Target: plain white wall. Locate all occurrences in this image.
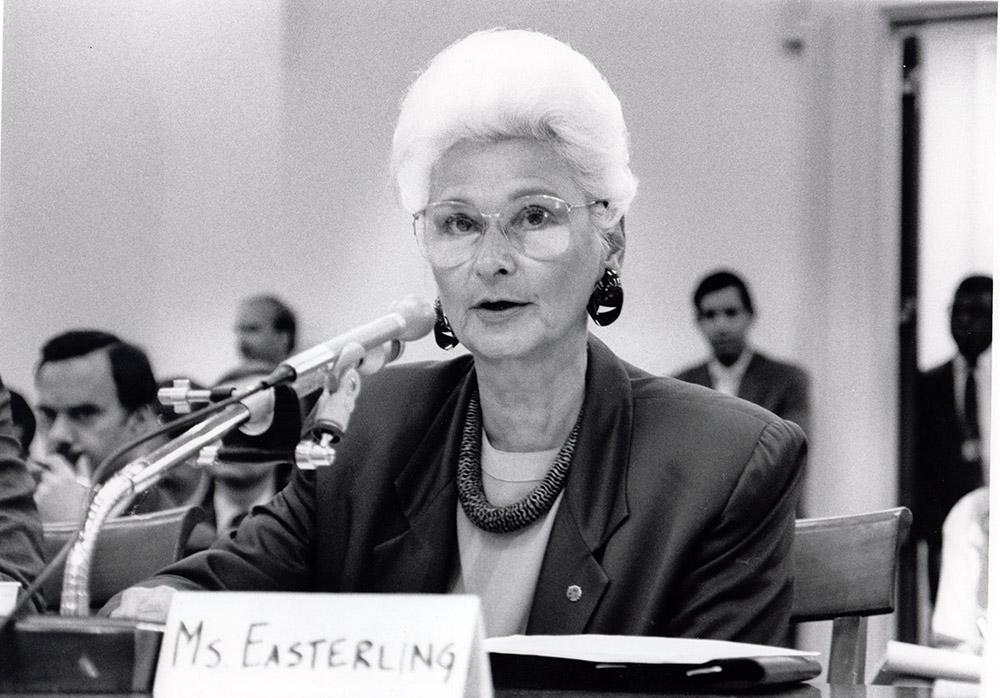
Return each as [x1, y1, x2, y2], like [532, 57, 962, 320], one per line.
[0, 0, 286, 387]
[0, 0, 817, 388]
[916, 18, 996, 369]
[0, 0, 954, 675]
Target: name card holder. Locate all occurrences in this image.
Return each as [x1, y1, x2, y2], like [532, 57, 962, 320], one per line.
[153, 592, 492, 698]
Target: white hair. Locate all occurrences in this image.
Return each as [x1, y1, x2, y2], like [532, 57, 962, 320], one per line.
[391, 29, 637, 227]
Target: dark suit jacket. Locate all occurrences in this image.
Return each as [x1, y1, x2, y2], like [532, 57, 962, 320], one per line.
[914, 359, 985, 596]
[0, 380, 46, 607]
[673, 352, 811, 437]
[126, 337, 806, 645]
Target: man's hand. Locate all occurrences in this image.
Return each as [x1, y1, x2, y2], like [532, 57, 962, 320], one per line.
[31, 453, 90, 522]
[109, 585, 177, 623]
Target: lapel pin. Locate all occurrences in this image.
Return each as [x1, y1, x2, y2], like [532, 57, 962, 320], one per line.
[566, 584, 583, 602]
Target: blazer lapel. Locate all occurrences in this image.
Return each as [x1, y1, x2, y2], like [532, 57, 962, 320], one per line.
[736, 351, 765, 405]
[525, 503, 610, 633]
[693, 363, 713, 389]
[527, 336, 632, 633]
[372, 364, 476, 593]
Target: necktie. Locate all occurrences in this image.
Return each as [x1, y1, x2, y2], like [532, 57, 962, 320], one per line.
[964, 363, 980, 439]
[961, 361, 981, 464]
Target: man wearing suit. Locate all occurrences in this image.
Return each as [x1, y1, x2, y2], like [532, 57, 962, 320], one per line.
[232, 294, 297, 369]
[32, 330, 200, 521]
[915, 274, 991, 600]
[674, 270, 811, 437]
[0, 379, 45, 608]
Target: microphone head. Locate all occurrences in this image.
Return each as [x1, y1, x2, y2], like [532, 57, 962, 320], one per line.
[390, 295, 436, 341]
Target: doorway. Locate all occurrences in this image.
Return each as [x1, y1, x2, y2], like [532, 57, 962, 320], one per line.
[895, 10, 996, 645]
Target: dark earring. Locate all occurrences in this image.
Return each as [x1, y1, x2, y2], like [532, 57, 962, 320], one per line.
[434, 298, 460, 350]
[587, 268, 624, 326]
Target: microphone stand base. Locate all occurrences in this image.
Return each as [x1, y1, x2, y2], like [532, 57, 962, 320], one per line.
[0, 615, 162, 693]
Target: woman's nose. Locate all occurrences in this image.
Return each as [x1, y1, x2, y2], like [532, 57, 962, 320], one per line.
[471, 220, 518, 276]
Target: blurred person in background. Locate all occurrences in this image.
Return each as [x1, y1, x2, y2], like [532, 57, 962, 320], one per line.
[183, 367, 296, 554]
[0, 378, 45, 607]
[7, 389, 36, 461]
[915, 275, 991, 600]
[932, 486, 988, 654]
[674, 269, 811, 437]
[232, 294, 297, 370]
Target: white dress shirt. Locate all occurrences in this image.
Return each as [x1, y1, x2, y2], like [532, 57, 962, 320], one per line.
[932, 486, 988, 653]
[707, 348, 754, 397]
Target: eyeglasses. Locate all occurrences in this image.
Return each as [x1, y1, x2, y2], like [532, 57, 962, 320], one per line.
[412, 194, 607, 268]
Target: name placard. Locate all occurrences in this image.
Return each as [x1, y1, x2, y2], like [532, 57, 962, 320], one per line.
[153, 592, 491, 698]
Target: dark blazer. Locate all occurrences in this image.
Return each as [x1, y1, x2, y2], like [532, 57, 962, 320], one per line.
[914, 359, 985, 596]
[674, 352, 811, 437]
[128, 337, 806, 645]
[0, 380, 46, 606]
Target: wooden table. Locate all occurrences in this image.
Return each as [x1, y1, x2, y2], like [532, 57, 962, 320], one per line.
[0, 686, 935, 698]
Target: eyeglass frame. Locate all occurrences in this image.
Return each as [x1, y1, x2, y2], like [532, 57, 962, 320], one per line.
[411, 194, 609, 264]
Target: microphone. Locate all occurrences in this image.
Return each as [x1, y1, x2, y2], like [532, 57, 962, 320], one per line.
[265, 295, 435, 388]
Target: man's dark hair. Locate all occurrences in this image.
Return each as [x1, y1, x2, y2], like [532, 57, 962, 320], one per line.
[247, 294, 297, 354]
[8, 389, 36, 454]
[693, 269, 755, 316]
[37, 330, 157, 413]
[955, 274, 992, 298]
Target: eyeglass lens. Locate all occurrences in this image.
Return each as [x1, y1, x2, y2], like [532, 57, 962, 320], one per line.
[417, 195, 577, 266]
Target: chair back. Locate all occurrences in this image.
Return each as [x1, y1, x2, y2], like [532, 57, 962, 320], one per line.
[41, 505, 204, 612]
[791, 506, 912, 684]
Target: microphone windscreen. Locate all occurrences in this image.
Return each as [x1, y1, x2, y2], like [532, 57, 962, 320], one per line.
[390, 295, 436, 341]
[219, 385, 301, 462]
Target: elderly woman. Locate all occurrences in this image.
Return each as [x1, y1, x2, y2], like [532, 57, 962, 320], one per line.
[110, 29, 805, 645]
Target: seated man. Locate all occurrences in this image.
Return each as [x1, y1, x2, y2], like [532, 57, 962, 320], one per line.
[7, 389, 36, 460]
[32, 330, 200, 521]
[0, 379, 46, 608]
[183, 370, 296, 555]
[231, 294, 297, 371]
[185, 455, 291, 555]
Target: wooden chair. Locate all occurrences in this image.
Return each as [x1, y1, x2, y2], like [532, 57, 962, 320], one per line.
[791, 506, 912, 685]
[40, 505, 204, 612]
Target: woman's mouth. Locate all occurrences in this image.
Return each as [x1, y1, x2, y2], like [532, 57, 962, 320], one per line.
[476, 300, 524, 311]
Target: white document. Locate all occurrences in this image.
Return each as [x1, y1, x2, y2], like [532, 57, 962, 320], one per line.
[485, 634, 818, 664]
[0, 581, 19, 615]
[878, 640, 982, 683]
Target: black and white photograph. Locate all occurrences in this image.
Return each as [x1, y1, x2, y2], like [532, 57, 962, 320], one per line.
[0, 1, 994, 695]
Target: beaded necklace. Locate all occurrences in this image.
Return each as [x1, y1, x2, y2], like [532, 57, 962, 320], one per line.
[456, 389, 583, 533]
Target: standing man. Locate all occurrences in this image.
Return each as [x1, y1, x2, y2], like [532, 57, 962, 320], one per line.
[233, 294, 297, 369]
[915, 274, 992, 600]
[33, 330, 200, 521]
[674, 269, 811, 436]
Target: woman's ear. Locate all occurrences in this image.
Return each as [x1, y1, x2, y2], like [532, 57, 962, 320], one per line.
[603, 216, 626, 271]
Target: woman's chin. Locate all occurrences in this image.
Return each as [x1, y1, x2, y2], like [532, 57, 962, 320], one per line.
[463, 330, 583, 366]
[462, 328, 539, 363]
